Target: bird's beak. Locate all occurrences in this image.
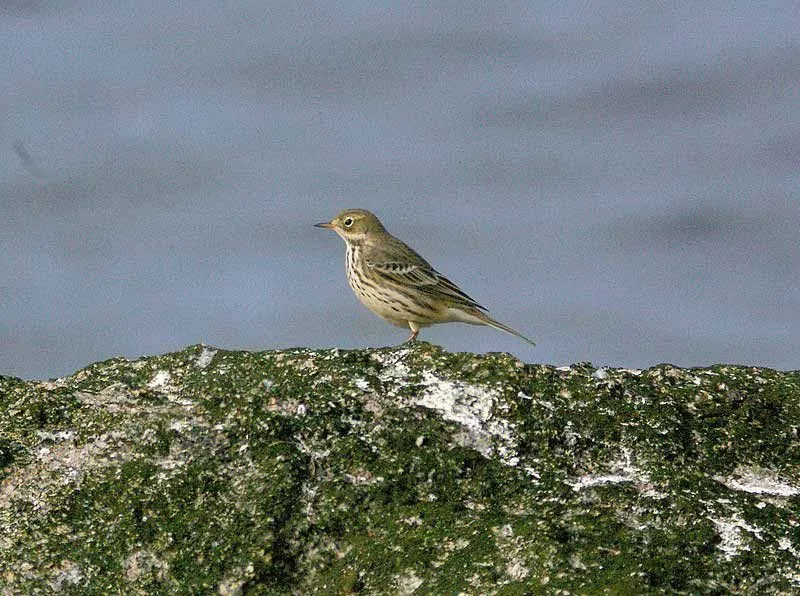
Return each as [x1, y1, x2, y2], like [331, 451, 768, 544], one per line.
[314, 221, 334, 229]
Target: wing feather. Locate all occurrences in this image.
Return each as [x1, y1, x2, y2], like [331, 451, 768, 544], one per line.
[364, 239, 487, 311]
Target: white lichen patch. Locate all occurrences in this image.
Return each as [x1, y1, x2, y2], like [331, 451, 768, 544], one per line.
[156, 457, 188, 471]
[786, 570, 800, 588]
[570, 449, 663, 498]
[148, 370, 172, 390]
[35, 430, 76, 443]
[146, 368, 186, 398]
[413, 371, 519, 467]
[709, 513, 763, 560]
[264, 396, 308, 417]
[591, 368, 608, 380]
[371, 350, 412, 382]
[393, 570, 423, 595]
[296, 357, 319, 372]
[571, 472, 635, 490]
[0, 432, 132, 515]
[343, 470, 384, 486]
[168, 419, 195, 433]
[371, 352, 523, 468]
[196, 345, 218, 369]
[506, 557, 530, 581]
[714, 466, 800, 498]
[778, 536, 800, 558]
[36, 377, 69, 391]
[353, 377, 371, 391]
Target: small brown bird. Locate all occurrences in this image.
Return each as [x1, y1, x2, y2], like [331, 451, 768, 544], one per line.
[315, 209, 535, 345]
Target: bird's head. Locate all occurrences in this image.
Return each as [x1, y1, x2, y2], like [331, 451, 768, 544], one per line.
[315, 209, 387, 244]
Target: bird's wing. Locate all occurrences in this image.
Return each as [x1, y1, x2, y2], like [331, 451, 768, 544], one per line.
[364, 240, 487, 311]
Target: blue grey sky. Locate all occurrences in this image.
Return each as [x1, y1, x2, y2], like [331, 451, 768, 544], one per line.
[2, 1, 798, 378]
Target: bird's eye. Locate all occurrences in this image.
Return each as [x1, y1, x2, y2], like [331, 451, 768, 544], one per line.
[343, 217, 354, 227]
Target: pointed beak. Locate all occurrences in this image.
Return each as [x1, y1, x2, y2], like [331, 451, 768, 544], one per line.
[314, 221, 334, 229]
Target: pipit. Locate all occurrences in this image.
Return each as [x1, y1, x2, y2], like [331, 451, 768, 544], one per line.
[315, 209, 535, 345]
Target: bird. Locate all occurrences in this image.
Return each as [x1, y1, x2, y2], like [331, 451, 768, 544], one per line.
[315, 208, 535, 346]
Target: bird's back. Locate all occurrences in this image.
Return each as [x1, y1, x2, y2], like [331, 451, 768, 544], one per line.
[361, 231, 486, 312]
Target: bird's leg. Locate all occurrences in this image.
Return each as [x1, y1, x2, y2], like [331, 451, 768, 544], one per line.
[405, 321, 419, 343]
[387, 322, 419, 366]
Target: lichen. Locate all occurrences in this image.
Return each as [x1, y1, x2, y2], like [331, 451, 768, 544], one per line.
[1, 344, 799, 593]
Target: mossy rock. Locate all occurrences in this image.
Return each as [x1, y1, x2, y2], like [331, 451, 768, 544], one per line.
[1, 344, 799, 594]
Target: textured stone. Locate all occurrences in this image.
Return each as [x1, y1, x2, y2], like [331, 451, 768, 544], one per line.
[1, 344, 798, 593]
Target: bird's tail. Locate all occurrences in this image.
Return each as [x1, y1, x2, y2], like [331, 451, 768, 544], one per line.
[450, 307, 536, 346]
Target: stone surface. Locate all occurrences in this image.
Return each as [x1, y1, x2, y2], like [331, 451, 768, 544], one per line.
[1, 344, 799, 594]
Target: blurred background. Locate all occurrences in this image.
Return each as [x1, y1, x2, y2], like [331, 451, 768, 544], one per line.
[2, 1, 798, 379]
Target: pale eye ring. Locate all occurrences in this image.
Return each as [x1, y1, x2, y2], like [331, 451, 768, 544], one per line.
[343, 217, 354, 227]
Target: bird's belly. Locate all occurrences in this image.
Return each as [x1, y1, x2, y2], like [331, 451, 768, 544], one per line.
[348, 279, 442, 327]
[351, 286, 411, 326]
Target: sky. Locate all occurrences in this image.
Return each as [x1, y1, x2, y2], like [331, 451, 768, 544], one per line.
[2, 1, 799, 379]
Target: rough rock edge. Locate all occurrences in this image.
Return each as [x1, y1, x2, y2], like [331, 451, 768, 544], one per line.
[1, 343, 799, 593]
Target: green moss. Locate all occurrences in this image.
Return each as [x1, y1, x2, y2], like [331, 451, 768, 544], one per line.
[1, 345, 799, 593]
